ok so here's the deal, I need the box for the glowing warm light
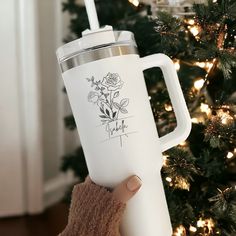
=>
[221,105,230,109]
[189,225,197,232]
[192,116,205,123]
[166,177,172,182]
[194,79,204,90]
[219,111,234,125]
[188,25,200,36]
[163,155,169,166]
[188,19,195,25]
[195,62,206,68]
[174,60,180,71]
[205,61,214,72]
[179,141,187,146]
[205,218,215,233]
[191,118,199,123]
[173,225,186,236]
[128,0,139,6]
[234,148,236,153]
[175,177,190,191]
[200,103,211,115]
[222,118,227,124]
[227,152,234,159]
[165,104,173,112]
[195,60,215,72]
[197,218,215,233]
[200,103,209,112]
[197,218,205,227]
[222,116,232,124]
[148,96,151,100]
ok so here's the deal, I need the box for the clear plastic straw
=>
[84,0,100,30]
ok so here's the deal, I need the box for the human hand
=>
[85,175,142,203]
[108,175,142,203]
[60,175,142,236]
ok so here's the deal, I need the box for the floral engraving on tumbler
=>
[87,72,137,146]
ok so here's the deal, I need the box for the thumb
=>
[112,175,142,203]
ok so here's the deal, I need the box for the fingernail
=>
[126,176,142,192]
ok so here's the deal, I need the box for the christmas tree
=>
[61,0,236,235]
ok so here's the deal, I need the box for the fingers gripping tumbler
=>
[56,1,191,235]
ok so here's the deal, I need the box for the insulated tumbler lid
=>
[56,27,137,62]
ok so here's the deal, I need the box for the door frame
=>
[17,0,44,214]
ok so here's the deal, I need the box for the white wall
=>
[37,0,79,182]
[37,0,80,208]
[0,0,25,217]
[0,0,79,217]
[38,0,64,181]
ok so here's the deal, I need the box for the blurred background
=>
[1,0,236,236]
[0,0,80,235]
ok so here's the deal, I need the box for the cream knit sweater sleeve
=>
[59,178,126,236]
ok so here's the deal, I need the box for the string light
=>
[188,25,200,37]
[197,218,205,227]
[128,0,139,7]
[221,105,230,109]
[227,152,234,159]
[197,218,215,234]
[206,219,215,231]
[194,79,204,91]
[195,60,215,72]
[200,103,209,113]
[187,19,195,25]
[175,177,190,191]
[163,154,169,166]
[179,140,187,147]
[166,177,172,182]
[191,118,199,123]
[205,61,215,72]
[174,59,180,71]
[221,116,233,124]
[195,62,206,68]
[200,103,211,116]
[189,225,197,232]
[165,104,173,111]
[217,110,234,125]
[173,225,186,236]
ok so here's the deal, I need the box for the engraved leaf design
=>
[113,91,119,98]
[113,102,120,110]
[100,107,105,114]
[120,108,128,114]
[87,74,129,124]
[105,109,110,116]
[120,98,129,107]
[101,102,112,118]
[112,112,117,118]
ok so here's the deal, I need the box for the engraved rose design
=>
[86,73,129,124]
[101,72,124,91]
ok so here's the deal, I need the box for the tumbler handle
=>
[140,54,192,152]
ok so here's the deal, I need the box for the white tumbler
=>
[56,27,192,236]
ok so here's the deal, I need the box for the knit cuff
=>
[60,180,126,236]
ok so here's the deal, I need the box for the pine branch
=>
[61,0,236,234]
[64,115,76,130]
[61,147,88,181]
